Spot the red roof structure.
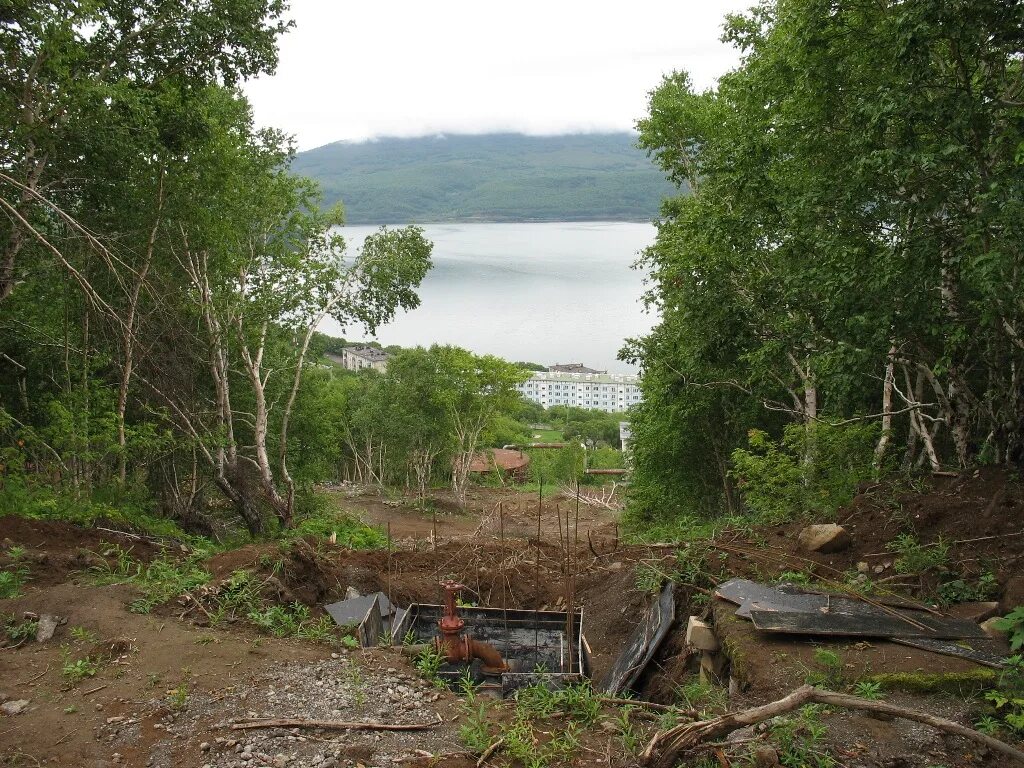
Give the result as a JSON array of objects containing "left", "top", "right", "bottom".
[{"left": 467, "top": 448, "right": 531, "bottom": 480}]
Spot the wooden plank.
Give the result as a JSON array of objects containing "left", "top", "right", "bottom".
[
  {"left": 715, "top": 578, "right": 787, "bottom": 608},
  {"left": 601, "top": 582, "right": 675, "bottom": 694},
  {"left": 890, "top": 637, "right": 1007, "bottom": 669},
  {"left": 357, "top": 594, "right": 383, "bottom": 647},
  {"left": 748, "top": 608, "right": 986, "bottom": 640}
]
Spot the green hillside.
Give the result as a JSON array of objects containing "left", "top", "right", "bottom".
[{"left": 292, "top": 132, "right": 679, "bottom": 224}]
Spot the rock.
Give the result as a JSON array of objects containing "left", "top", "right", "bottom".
[
  {"left": 725, "top": 726, "right": 755, "bottom": 743},
  {"left": 607, "top": 561, "right": 624, "bottom": 572},
  {"left": 685, "top": 617, "right": 720, "bottom": 652},
  {"left": 873, "top": 565, "right": 886, "bottom": 575},
  {"left": 201, "top": 742, "right": 211, "bottom": 751},
  {"left": 981, "top": 617, "right": 1009, "bottom": 642},
  {"left": 344, "top": 586, "right": 361, "bottom": 600},
  {"left": 35, "top": 614, "right": 61, "bottom": 643},
  {"left": 699, "top": 651, "right": 727, "bottom": 684},
  {"left": 1001, "top": 574, "right": 1024, "bottom": 613},
  {"left": 751, "top": 745, "right": 781, "bottom": 767},
  {"left": 856, "top": 561, "right": 870, "bottom": 574},
  {"left": 797, "top": 524, "right": 852, "bottom": 554},
  {"left": 1, "top": 699, "right": 30, "bottom": 716}
]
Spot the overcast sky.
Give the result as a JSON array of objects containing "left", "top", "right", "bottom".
[{"left": 242, "top": 1, "right": 751, "bottom": 151}]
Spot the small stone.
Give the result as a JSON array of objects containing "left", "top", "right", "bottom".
[
  {"left": 751, "top": 745, "right": 781, "bottom": 767},
  {"left": 35, "top": 614, "right": 61, "bottom": 643},
  {"left": 201, "top": 742, "right": 211, "bottom": 751},
  {"left": 95, "top": 703, "right": 104, "bottom": 711},
  {"left": 344, "top": 586, "right": 361, "bottom": 600},
  {"left": 797, "top": 523, "right": 852, "bottom": 554},
  {"left": 607, "top": 561, "right": 624, "bottom": 572},
  {"left": 856, "top": 561, "right": 870, "bottom": 574},
  {"left": 1, "top": 699, "right": 30, "bottom": 716},
  {"left": 873, "top": 565, "right": 886, "bottom": 575}
]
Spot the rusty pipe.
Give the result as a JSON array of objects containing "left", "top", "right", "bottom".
[
  {"left": 433, "top": 634, "right": 509, "bottom": 674},
  {"left": 433, "top": 579, "right": 509, "bottom": 674}
]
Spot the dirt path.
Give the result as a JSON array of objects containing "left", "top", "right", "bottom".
[{"left": 0, "top": 580, "right": 461, "bottom": 768}]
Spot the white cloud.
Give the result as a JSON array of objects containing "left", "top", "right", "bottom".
[{"left": 243, "top": 0, "right": 750, "bottom": 150}]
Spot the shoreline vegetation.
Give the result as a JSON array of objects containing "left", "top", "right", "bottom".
[{"left": 293, "top": 133, "right": 680, "bottom": 225}]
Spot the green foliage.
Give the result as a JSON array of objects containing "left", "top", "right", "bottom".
[
  {"left": 890, "top": 535, "right": 950, "bottom": 575},
  {"left": 628, "top": 0, "right": 1024, "bottom": 529},
  {"left": 769, "top": 704, "right": 836, "bottom": 768},
  {"left": 246, "top": 602, "right": 336, "bottom": 641},
  {"left": 457, "top": 673, "right": 493, "bottom": 752},
  {"left": 414, "top": 645, "right": 445, "bottom": 680},
  {"left": 292, "top": 133, "right": 676, "bottom": 224},
  {"left": 852, "top": 681, "right": 884, "bottom": 701},
  {"left": 0, "top": 565, "right": 28, "bottom": 599},
  {"left": 89, "top": 544, "right": 210, "bottom": 614},
  {"left": 497, "top": 683, "right": 602, "bottom": 768},
  {"left": 993, "top": 608, "right": 1024, "bottom": 653},
  {"left": 284, "top": 492, "right": 386, "bottom": 549},
  {"left": 805, "top": 648, "right": 844, "bottom": 689},
  {"left": 937, "top": 573, "right": 998, "bottom": 607},
  {"left": 0, "top": 479, "right": 187, "bottom": 540},
  {"left": 168, "top": 684, "right": 189, "bottom": 712},
  {"left": 730, "top": 423, "right": 878, "bottom": 523},
  {"left": 2, "top": 614, "right": 38, "bottom": 644},
  {"left": 676, "top": 680, "right": 727, "bottom": 714},
  {"left": 61, "top": 638, "right": 103, "bottom": 686},
  {"left": 985, "top": 655, "right": 1024, "bottom": 735},
  {"left": 69, "top": 626, "right": 98, "bottom": 644}
]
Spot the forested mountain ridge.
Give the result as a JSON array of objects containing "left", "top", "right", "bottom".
[{"left": 292, "top": 133, "right": 678, "bottom": 224}]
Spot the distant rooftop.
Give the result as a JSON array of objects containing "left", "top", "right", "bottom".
[
  {"left": 547, "top": 363, "right": 606, "bottom": 374},
  {"left": 347, "top": 346, "right": 390, "bottom": 362},
  {"left": 521, "top": 370, "right": 639, "bottom": 384}
]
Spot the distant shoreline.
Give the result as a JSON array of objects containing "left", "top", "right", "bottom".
[{"left": 337, "top": 216, "right": 658, "bottom": 226}]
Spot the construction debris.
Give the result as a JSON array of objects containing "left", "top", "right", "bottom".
[
  {"left": 684, "top": 616, "right": 719, "bottom": 652},
  {"left": 714, "top": 578, "right": 1004, "bottom": 667}
]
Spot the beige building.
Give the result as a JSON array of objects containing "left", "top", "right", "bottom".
[{"left": 330, "top": 346, "right": 390, "bottom": 373}]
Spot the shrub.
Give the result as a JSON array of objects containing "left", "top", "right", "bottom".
[
  {"left": 730, "top": 422, "right": 878, "bottom": 522},
  {"left": 283, "top": 491, "right": 385, "bottom": 549}
]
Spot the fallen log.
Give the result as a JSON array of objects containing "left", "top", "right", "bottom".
[
  {"left": 641, "top": 684, "right": 1024, "bottom": 768},
  {"left": 231, "top": 715, "right": 440, "bottom": 733}
]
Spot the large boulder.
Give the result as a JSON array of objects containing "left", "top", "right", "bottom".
[{"left": 797, "top": 523, "right": 852, "bottom": 554}]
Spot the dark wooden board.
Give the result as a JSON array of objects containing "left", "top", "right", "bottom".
[
  {"left": 748, "top": 608, "right": 987, "bottom": 640},
  {"left": 602, "top": 582, "right": 675, "bottom": 694},
  {"left": 891, "top": 637, "right": 1007, "bottom": 668},
  {"left": 715, "top": 578, "right": 789, "bottom": 608}
]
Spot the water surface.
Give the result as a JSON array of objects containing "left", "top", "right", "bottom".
[{"left": 320, "top": 222, "right": 657, "bottom": 372}]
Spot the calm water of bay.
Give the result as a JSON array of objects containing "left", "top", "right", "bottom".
[{"left": 319, "top": 221, "right": 657, "bottom": 373}]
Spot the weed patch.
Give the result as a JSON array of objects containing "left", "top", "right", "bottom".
[{"left": 88, "top": 543, "right": 210, "bottom": 614}]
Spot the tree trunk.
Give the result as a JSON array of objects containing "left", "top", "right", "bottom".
[{"left": 874, "top": 343, "right": 897, "bottom": 470}]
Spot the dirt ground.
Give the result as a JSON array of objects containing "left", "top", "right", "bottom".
[{"left": 1, "top": 471, "right": 1023, "bottom": 767}]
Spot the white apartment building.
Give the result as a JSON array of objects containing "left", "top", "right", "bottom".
[{"left": 516, "top": 370, "right": 642, "bottom": 413}]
